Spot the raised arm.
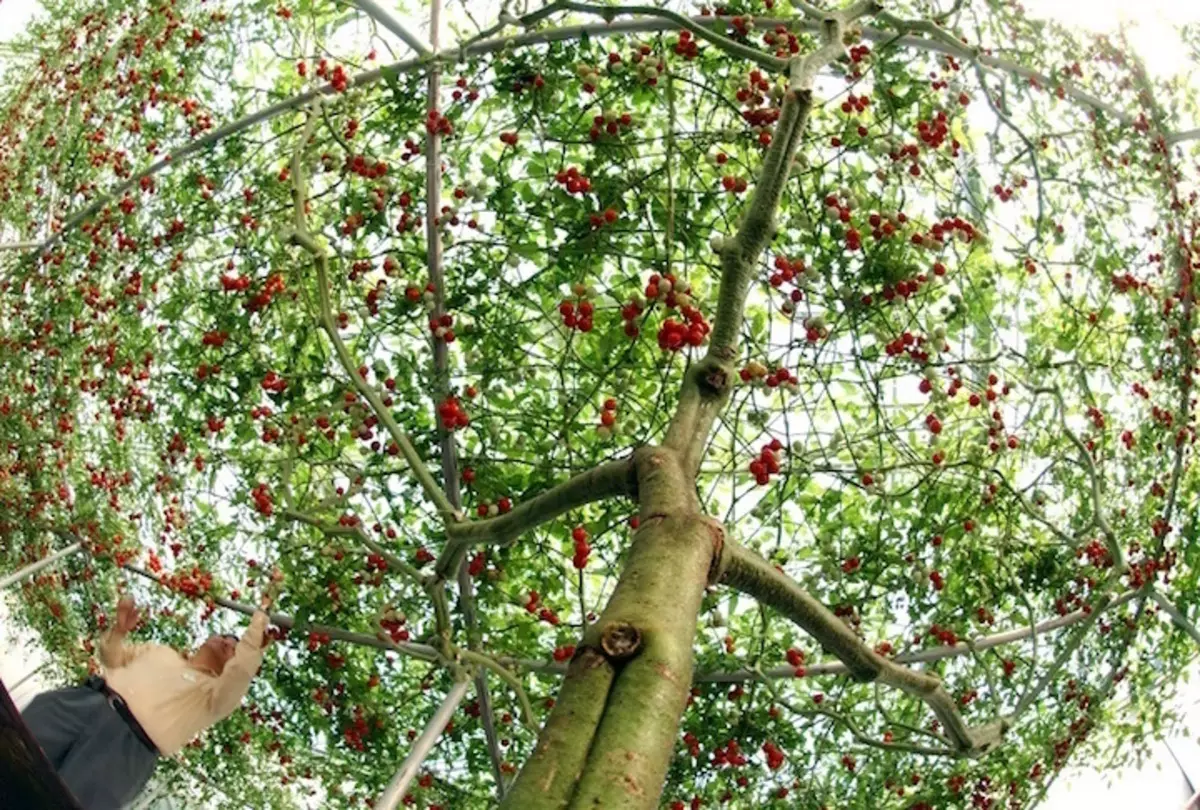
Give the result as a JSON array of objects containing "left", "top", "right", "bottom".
[
  {"left": 98, "top": 596, "right": 150, "bottom": 671},
  {"left": 208, "top": 610, "right": 269, "bottom": 719}
]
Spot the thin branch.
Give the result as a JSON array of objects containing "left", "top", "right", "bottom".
[
  {"left": 1028, "top": 384, "right": 1127, "bottom": 572},
  {"left": 664, "top": 64, "right": 677, "bottom": 278},
  {"left": 972, "top": 62, "right": 1045, "bottom": 243},
  {"left": 1160, "top": 248, "right": 1195, "bottom": 543},
  {"left": 698, "top": 585, "right": 1142, "bottom": 684},
  {"left": 1010, "top": 586, "right": 1117, "bottom": 722},
  {"left": 873, "top": 10, "right": 1132, "bottom": 124},
  {"left": 120, "top": 564, "right": 444, "bottom": 663},
  {"left": 1151, "top": 589, "right": 1200, "bottom": 648},
  {"left": 459, "top": 649, "right": 538, "bottom": 731},
  {"left": 287, "top": 107, "right": 457, "bottom": 519},
  {"left": 0, "top": 241, "right": 37, "bottom": 253},
  {"left": 420, "top": 0, "right": 508, "bottom": 794},
  {"left": 495, "top": 585, "right": 1147, "bottom": 683},
  {"left": 25, "top": 7, "right": 1167, "bottom": 257},
  {"left": 1122, "top": 49, "right": 1194, "bottom": 563},
  {"left": 757, "top": 673, "right": 958, "bottom": 757},
  {"left": 0, "top": 542, "right": 83, "bottom": 591},
  {"left": 517, "top": 1, "right": 788, "bottom": 72},
  {"left": 282, "top": 507, "right": 425, "bottom": 582},
  {"left": 932, "top": 0, "right": 966, "bottom": 24},
  {"left": 280, "top": 504, "right": 453, "bottom": 650}
]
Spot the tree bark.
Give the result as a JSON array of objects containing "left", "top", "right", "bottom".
[
  {"left": 500, "top": 648, "right": 616, "bottom": 809},
  {"left": 502, "top": 447, "right": 721, "bottom": 810},
  {"left": 565, "top": 510, "right": 718, "bottom": 809}
]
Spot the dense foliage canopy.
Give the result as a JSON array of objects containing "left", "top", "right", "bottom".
[{"left": 2, "top": 0, "right": 1200, "bottom": 807}]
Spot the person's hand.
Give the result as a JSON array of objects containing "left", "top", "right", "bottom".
[
  {"left": 115, "top": 596, "right": 140, "bottom": 634},
  {"left": 260, "top": 567, "right": 284, "bottom": 611}
]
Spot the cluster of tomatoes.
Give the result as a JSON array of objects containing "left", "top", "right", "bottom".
[{"left": 570, "top": 525, "right": 590, "bottom": 569}]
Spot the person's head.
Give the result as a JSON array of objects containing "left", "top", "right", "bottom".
[{"left": 190, "top": 633, "right": 239, "bottom": 676}]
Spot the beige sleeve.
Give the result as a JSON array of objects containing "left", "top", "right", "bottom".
[
  {"left": 208, "top": 611, "right": 269, "bottom": 720},
  {"left": 97, "top": 628, "right": 151, "bottom": 670}
]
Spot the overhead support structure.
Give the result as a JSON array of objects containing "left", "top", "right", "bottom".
[
  {"left": 374, "top": 679, "right": 470, "bottom": 810},
  {"left": 13, "top": 8, "right": 1200, "bottom": 257},
  {"left": 351, "top": 0, "right": 433, "bottom": 56},
  {"left": 0, "top": 543, "right": 83, "bottom": 592}
]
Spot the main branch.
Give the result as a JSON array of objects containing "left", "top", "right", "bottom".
[
  {"left": 664, "top": 57, "right": 812, "bottom": 474},
  {"left": 436, "top": 457, "right": 637, "bottom": 578},
  {"left": 719, "top": 541, "right": 1005, "bottom": 756},
  {"left": 352, "top": 0, "right": 433, "bottom": 56},
  {"left": 661, "top": 3, "right": 882, "bottom": 477}
]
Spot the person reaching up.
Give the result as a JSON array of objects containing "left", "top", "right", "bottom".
[{"left": 20, "top": 568, "right": 283, "bottom": 809}]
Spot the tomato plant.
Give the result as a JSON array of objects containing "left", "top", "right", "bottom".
[{"left": 1, "top": 0, "right": 1199, "bottom": 808}]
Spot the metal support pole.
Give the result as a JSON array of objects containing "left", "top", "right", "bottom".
[
  {"left": 352, "top": 0, "right": 432, "bottom": 56},
  {"left": 375, "top": 680, "right": 469, "bottom": 810},
  {"left": 0, "top": 542, "right": 83, "bottom": 591},
  {"left": 8, "top": 662, "right": 48, "bottom": 694}
]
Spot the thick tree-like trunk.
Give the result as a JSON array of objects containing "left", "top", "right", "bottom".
[
  {"left": 502, "top": 448, "right": 721, "bottom": 810},
  {"left": 505, "top": 19, "right": 856, "bottom": 805}
]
